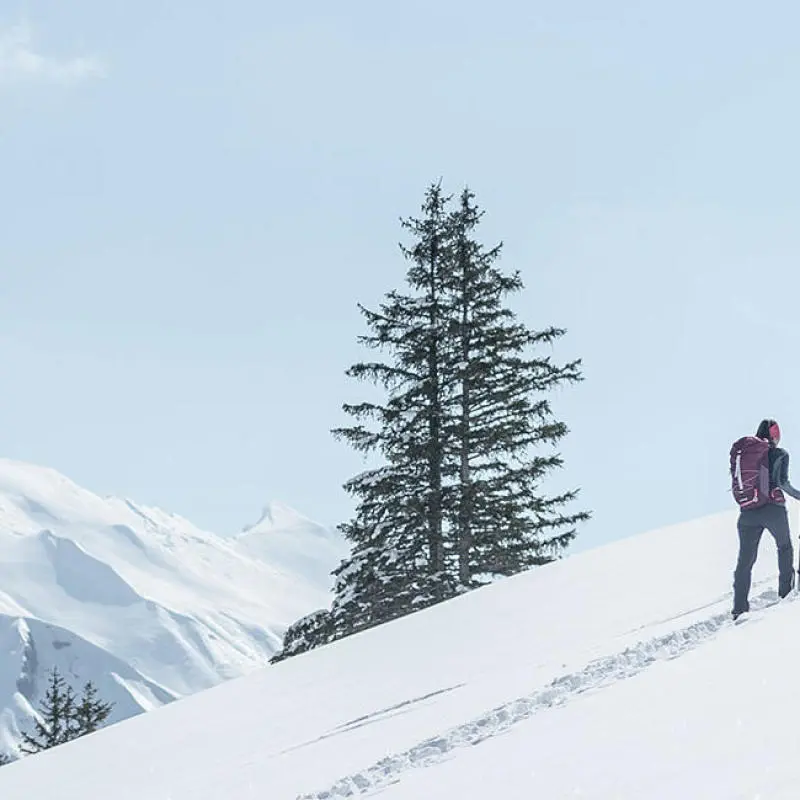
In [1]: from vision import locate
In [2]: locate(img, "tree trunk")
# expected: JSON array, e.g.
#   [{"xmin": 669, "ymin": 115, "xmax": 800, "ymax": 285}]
[
  {"xmin": 427, "ymin": 241, "xmax": 444, "ymax": 574},
  {"xmin": 457, "ymin": 256, "xmax": 472, "ymax": 586}
]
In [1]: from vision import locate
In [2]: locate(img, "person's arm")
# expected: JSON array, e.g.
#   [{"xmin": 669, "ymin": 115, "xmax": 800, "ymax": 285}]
[{"xmin": 775, "ymin": 450, "xmax": 800, "ymax": 500}]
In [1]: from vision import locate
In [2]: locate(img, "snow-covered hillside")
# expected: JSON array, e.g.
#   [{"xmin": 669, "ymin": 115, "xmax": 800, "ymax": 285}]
[
  {"xmin": 0, "ymin": 459, "xmax": 347, "ymax": 759},
  {"xmin": 2, "ymin": 505, "xmax": 798, "ymax": 798}
]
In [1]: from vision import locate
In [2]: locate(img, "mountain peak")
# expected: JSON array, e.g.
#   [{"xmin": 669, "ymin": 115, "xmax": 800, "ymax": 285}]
[{"xmin": 241, "ymin": 501, "xmax": 322, "ymax": 536}]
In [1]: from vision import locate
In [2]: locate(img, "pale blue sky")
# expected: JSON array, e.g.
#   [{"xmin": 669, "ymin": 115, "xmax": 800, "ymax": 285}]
[{"xmin": 2, "ymin": 2, "xmax": 800, "ymax": 552}]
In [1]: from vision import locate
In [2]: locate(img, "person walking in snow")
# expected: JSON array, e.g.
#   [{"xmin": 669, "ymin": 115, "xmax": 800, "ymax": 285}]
[{"xmin": 731, "ymin": 419, "xmax": 800, "ymax": 620}]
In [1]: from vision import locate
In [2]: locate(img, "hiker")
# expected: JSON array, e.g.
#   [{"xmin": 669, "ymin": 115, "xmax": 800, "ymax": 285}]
[{"xmin": 731, "ymin": 419, "xmax": 800, "ymax": 619}]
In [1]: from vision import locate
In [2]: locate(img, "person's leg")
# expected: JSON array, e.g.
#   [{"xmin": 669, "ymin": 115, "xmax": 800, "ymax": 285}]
[
  {"xmin": 733, "ymin": 515, "xmax": 763, "ymax": 616},
  {"xmin": 764, "ymin": 504, "xmax": 795, "ymax": 598}
]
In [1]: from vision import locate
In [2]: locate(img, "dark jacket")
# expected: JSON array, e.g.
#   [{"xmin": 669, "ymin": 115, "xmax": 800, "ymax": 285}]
[{"xmin": 768, "ymin": 446, "xmax": 800, "ymax": 501}]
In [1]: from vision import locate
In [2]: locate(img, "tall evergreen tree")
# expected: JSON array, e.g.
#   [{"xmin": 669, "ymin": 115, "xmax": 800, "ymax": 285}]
[
  {"xmin": 272, "ymin": 182, "xmax": 588, "ymax": 661},
  {"xmin": 20, "ymin": 668, "xmax": 76, "ymax": 755},
  {"xmin": 329, "ymin": 183, "xmax": 457, "ymax": 638},
  {"xmin": 444, "ymin": 189, "xmax": 588, "ymax": 585}
]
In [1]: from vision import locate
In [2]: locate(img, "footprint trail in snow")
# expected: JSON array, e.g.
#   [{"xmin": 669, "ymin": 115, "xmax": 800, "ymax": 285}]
[{"xmin": 298, "ymin": 586, "xmax": 791, "ymax": 799}]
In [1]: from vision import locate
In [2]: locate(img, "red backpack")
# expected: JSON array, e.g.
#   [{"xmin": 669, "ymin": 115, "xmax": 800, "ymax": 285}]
[{"xmin": 730, "ymin": 437, "xmax": 771, "ymax": 509}]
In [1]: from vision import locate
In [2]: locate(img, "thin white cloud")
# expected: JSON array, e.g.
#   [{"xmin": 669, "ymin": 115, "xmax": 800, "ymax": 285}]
[{"xmin": 0, "ymin": 22, "xmax": 104, "ymax": 86}]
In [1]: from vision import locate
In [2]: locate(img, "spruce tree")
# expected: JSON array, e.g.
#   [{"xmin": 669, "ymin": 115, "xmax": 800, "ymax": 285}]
[
  {"xmin": 71, "ymin": 681, "xmax": 113, "ymax": 737},
  {"xmin": 20, "ymin": 668, "xmax": 76, "ymax": 755},
  {"xmin": 272, "ymin": 182, "xmax": 587, "ymax": 661},
  {"xmin": 20, "ymin": 671, "xmax": 114, "ymax": 754},
  {"xmin": 444, "ymin": 189, "xmax": 588, "ymax": 585},
  {"xmin": 329, "ymin": 183, "xmax": 457, "ymax": 637}
]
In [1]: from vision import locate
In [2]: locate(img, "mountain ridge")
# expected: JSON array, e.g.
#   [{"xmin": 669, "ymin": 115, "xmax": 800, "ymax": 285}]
[{"xmin": 0, "ymin": 457, "xmax": 347, "ymax": 756}]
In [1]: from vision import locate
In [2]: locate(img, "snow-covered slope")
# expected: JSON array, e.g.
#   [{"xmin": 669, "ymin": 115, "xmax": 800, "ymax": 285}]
[
  {"xmin": 0, "ymin": 459, "xmax": 347, "ymax": 759},
  {"xmin": 3, "ymin": 506, "xmax": 798, "ymax": 798}
]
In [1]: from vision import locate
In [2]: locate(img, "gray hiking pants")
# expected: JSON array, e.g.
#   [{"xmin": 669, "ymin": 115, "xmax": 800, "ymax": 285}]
[{"xmin": 733, "ymin": 502, "xmax": 794, "ymax": 616}]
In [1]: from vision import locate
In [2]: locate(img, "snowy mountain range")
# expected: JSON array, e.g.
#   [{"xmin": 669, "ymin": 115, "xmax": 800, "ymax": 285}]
[
  {"xmin": 3, "ymin": 505, "xmax": 800, "ymax": 798},
  {"xmin": 0, "ymin": 459, "xmax": 347, "ymax": 758}
]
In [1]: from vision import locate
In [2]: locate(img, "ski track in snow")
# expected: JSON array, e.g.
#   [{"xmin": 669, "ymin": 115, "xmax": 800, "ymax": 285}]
[
  {"xmin": 281, "ymin": 686, "xmax": 466, "ymax": 757},
  {"xmin": 298, "ymin": 586, "xmax": 788, "ymax": 799}
]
